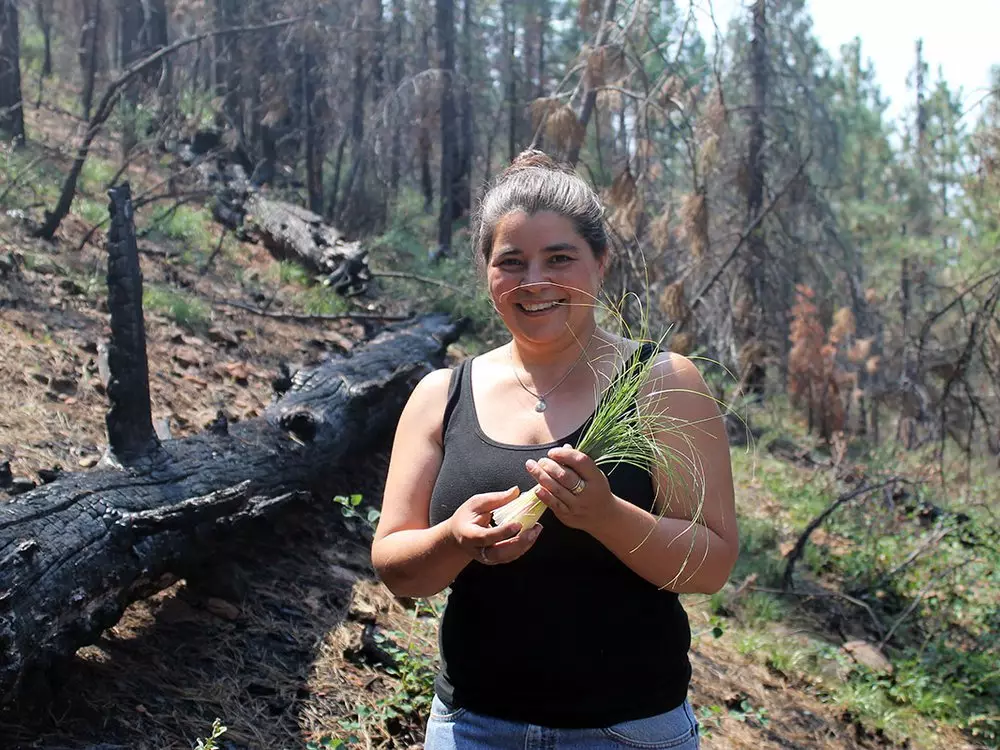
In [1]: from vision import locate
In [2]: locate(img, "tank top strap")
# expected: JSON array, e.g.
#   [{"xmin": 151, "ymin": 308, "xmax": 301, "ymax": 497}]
[{"xmin": 441, "ymin": 358, "xmax": 476, "ymax": 444}]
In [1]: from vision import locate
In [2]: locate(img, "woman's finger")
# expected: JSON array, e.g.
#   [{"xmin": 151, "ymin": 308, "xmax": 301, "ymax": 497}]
[
  {"xmin": 526, "ymin": 459, "xmax": 571, "ymax": 502},
  {"xmin": 486, "ymin": 524, "xmax": 543, "ymax": 563},
  {"xmin": 546, "ymin": 445, "xmax": 596, "ymax": 479},
  {"xmin": 535, "ymin": 484, "xmax": 569, "ymax": 516},
  {"xmin": 536, "ymin": 457, "xmax": 581, "ymax": 493}
]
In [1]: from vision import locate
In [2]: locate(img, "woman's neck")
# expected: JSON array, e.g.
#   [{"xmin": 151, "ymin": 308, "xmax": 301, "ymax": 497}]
[{"xmin": 509, "ymin": 321, "xmax": 603, "ymax": 371}]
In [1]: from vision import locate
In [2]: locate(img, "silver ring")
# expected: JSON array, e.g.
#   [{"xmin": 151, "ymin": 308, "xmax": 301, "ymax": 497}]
[
  {"xmin": 570, "ymin": 478, "xmax": 587, "ymax": 495},
  {"xmin": 478, "ymin": 547, "xmax": 490, "ymax": 564}
]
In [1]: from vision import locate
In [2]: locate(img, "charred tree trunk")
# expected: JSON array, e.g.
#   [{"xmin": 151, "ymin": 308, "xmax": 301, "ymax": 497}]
[
  {"xmin": 418, "ymin": 21, "xmax": 433, "ymax": 214},
  {"xmin": 535, "ymin": 0, "xmax": 548, "ymax": 150},
  {"xmin": 79, "ymin": 0, "xmax": 101, "ymax": 121},
  {"xmin": 388, "ymin": 0, "xmax": 405, "ymax": 198},
  {"xmin": 3, "ymin": 186, "xmax": 461, "ymax": 705},
  {"xmin": 0, "ymin": 0, "xmax": 25, "ymax": 144},
  {"xmin": 436, "ymin": 0, "xmax": 458, "ymax": 256},
  {"xmin": 118, "ymin": 0, "xmax": 144, "ymax": 157},
  {"xmin": 34, "ymin": 0, "xmax": 51, "ymax": 77},
  {"xmin": 302, "ymin": 47, "xmax": 324, "ymax": 216},
  {"xmin": 456, "ymin": 0, "xmax": 473, "ymax": 217},
  {"xmin": 146, "ymin": 0, "xmax": 169, "ymax": 93},
  {"xmin": 213, "ymin": 0, "xmax": 242, "ymax": 136},
  {"xmin": 105, "ymin": 184, "xmax": 161, "ymax": 463},
  {"xmin": 898, "ymin": 40, "xmax": 928, "ymax": 449},
  {"xmin": 565, "ymin": 0, "xmax": 617, "ymax": 166},
  {"xmin": 502, "ymin": 0, "xmax": 516, "ymax": 162},
  {"xmin": 0, "ymin": 317, "xmax": 458, "ymax": 705},
  {"xmin": 740, "ymin": 0, "xmax": 768, "ymax": 399}
]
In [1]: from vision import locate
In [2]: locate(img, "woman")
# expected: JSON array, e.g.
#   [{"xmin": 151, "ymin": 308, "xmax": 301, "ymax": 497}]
[{"xmin": 371, "ymin": 150, "xmax": 737, "ymax": 749}]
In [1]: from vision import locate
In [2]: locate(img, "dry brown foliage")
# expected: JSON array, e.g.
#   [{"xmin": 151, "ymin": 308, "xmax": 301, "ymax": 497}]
[
  {"xmin": 679, "ymin": 190, "xmax": 709, "ymax": 258},
  {"xmin": 659, "ymin": 279, "xmax": 689, "ymax": 321},
  {"xmin": 530, "ymin": 97, "xmax": 584, "ymax": 151},
  {"xmin": 788, "ymin": 285, "xmax": 847, "ymax": 441},
  {"xmin": 604, "ymin": 167, "xmax": 641, "ymax": 237},
  {"xmin": 670, "ymin": 331, "xmax": 694, "ymax": 355},
  {"xmin": 648, "ymin": 207, "xmax": 672, "ymax": 251}
]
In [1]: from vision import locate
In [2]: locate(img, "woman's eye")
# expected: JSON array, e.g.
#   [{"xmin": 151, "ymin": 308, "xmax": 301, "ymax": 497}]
[
  {"xmin": 499, "ymin": 258, "xmax": 523, "ymax": 268},
  {"xmin": 550, "ymin": 255, "xmax": 572, "ymax": 264}
]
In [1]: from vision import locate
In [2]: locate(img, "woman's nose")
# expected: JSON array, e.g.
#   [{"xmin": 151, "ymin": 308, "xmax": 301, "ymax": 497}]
[{"xmin": 524, "ymin": 259, "xmax": 548, "ymax": 285}]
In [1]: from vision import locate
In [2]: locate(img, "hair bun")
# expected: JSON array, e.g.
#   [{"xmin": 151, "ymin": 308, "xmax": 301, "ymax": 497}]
[{"xmin": 504, "ymin": 149, "xmax": 570, "ymax": 175}]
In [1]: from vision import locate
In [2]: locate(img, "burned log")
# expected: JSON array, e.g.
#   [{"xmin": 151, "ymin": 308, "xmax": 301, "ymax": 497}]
[
  {"xmin": 0, "ymin": 186, "xmax": 460, "ymax": 705},
  {"xmin": 215, "ymin": 187, "xmax": 370, "ymax": 295},
  {"xmin": 0, "ymin": 313, "xmax": 458, "ymax": 705}
]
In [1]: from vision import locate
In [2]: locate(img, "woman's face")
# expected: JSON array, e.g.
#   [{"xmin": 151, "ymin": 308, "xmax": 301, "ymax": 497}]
[{"xmin": 487, "ymin": 210, "xmax": 606, "ymax": 349}]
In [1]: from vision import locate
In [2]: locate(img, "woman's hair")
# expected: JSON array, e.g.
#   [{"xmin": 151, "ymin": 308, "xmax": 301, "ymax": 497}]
[{"xmin": 472, "ymin": 149, "xmax": 609, "ymax": 268}]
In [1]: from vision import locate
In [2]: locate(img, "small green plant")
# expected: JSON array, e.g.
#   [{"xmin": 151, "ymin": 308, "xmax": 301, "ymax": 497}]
[
  {"xmin": 144, "ymin": 285, "xmax": 210, "ymax": 331},
  {"xmin": 76, "ymin": 197, "xmax": 107, "ymax": 226},
  {"xmin": 696, "ymin": 703, "xmax": 725, "ymax": 737},
  {"xmin": 306, "ymin": 738, "xmax": 348, "ymax": 750},
  {"xmin": 333, "ymin": 494, "xmax": 381, "ymax": 531},
  {"xmin": 728, "ymin": 698, "xmax": 769, "ymax": 728},
  {"xmin": 193, "ymin": 718, "xmax": 227, "ymax": 750}
]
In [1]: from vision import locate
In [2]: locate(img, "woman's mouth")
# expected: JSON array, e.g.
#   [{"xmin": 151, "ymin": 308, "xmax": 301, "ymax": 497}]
[{"xmin": 515, "ymin": 299, "xmax": 566, "ymax": 315}]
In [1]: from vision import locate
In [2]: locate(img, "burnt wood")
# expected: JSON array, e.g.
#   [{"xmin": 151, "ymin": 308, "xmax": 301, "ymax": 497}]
[{"xmin": 0, "ymin": 313, "xmax": 459, "ymax": 705}]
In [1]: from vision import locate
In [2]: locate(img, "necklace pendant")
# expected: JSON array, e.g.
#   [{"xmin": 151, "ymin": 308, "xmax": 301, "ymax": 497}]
[{"xmin": 535, "ymin": 399, "xmax": 547, "ymax": 413}]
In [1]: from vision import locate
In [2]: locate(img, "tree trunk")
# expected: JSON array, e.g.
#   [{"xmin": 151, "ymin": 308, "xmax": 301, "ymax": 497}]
[
  {"xmin": 565, "ymin": 0, "xmax": 618, "ymax": 166},
  {"xmin": 740, "ymin": 0, "xmax": 768, "ymax": 398},
  {"xmin": 213, "ymin": 0, "xmax": 242, "ymax": 135},
  {"xmin": 34, "ymin": 0, "xmax": 51, "ymax": 77},
  {"xmin": 302, "ymin": 48, "xmax": 324, "ymax": 216},
  {"xmin": 78, "ymin": 0, "xmax": 101, "ymax": 121},
  {"xmin": 436, "ymin": 0, "xmax": 458, "ymax": 255},
  {"xmin": 387, "ymin": 0, "xmax": 404, "ymax": 196},
  {"xmin": 456, "ymin": 0, "xmax": 474, "ymax": 217},
  {"xmin": 535, "ymin": 0, "xmax": 548, "ymax": 150},
  {"xmin": 0, "ymin": 0, "xmax": 25, "ymax": 144},
  {"xmin": 118, "ymin": 0, "xmax": 144, "ymax": 157},
  {"xmin": 0, "ymin": 293, "xmax": 458, "ymax": 706},
  {"xmin": 418, "ymin": 23, "xmax": 433, "ymax": 214},
  {"xmin": 502, "ymin": 0, "xmax": 516, "ymax": 162},
  {"xmin": 388, "ymin": 0, "xmax": 404, "ymax": 197},
  {"xmin": 146, "ymin": 0, "xmax": 169, "ymax": 92}
]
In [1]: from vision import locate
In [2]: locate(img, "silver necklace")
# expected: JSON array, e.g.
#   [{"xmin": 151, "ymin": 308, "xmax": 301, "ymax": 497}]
[{"xmin": 510, "ymin": 335, "xmax": 594, "ymax": 413}]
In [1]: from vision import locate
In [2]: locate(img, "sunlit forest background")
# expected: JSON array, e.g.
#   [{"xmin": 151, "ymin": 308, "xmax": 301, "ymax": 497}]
[{"xmin": 0, "ymin": 0, "xmax": 998, "ymax": 748}]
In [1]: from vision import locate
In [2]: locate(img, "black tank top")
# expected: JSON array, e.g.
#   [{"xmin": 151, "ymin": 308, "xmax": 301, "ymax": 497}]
[{"xmin": 428, "ymin": 348, "xmax": 692, "ymax": 728}]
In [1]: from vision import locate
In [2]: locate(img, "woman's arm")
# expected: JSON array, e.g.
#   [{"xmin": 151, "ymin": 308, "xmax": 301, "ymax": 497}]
[
  {"xmin": 371, "ymin": 369, "xmax": 538, "ymax": 598},
  {"xmin": 527, "ymin": 353, "xmax": 738, "ymax": 594}
]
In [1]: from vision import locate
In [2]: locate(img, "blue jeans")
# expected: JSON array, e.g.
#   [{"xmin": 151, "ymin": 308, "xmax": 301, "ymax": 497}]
[{"xmin": 424, "ymin": 695, "xmax": 700, "ymax": 749}]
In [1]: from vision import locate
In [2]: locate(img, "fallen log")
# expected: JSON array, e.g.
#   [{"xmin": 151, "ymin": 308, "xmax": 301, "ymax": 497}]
[
  {"xmin": 215, "ymin": 185, "xmax": 370, "ymax": 295},
  {"xmin": 0, "ymin": 185, "xmax": 460, "ymax": 705}
]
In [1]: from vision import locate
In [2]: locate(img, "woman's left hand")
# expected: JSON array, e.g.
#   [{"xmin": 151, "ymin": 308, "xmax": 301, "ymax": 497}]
[{"xmin": 525, "ymin": 444, "xmax": 615, "ymax": 534}]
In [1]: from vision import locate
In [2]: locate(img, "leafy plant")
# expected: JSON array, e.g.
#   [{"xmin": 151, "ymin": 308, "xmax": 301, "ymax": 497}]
[{"xmin": 193, "ymin": 719, "xmax": 227, "ymax": 750}]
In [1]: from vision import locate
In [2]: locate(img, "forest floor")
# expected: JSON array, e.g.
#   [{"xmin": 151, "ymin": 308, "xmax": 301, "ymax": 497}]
[{"xmin": 0, "ymin": 101, "xmax": 993, "ymax": 750}]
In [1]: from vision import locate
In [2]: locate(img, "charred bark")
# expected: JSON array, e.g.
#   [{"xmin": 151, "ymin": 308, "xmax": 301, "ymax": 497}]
[
  {"xmin": 105, "ymin": 184, "xmax": 161, "ymax": 464},
  {"xmin": 0, "ymin": 310, "xmax": 460, "ymax": 705},
  {"xmin": 217, "ymin": 191, "xmax": 371, "ymax": 296},
  {"xmin": 0, "ymin": 0, "xmax": 25, "ymax": 143},
  {"xmin": 78, "ymin": 0, "xmax": 101, "ymax": 121}
]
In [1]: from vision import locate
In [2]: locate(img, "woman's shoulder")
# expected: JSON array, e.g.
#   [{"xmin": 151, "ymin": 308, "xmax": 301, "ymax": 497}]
[{"xmin": 645, "ymin": 349, "xmax": 719, "ymax": 418}]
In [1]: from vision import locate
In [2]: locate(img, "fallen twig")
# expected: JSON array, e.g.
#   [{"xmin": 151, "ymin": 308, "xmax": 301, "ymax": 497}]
[
  {"xmin": 783, "ymin": 478, "xmax": 899, "ymax": 591},
  {"xmin": 370, "ymin": 270, "xmax": 474, "ymax": 297},
  {"xmin": 748, "ymin": 584, "xmax": 886, "ymax": 637},
  {"xmin": 218, "ymin": 299, "xmax": 412, "ymax": 322}
]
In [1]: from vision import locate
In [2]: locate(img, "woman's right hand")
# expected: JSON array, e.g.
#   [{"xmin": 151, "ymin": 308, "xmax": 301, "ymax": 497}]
[{"xmin": 448, "ymin": 486, "xmax": 543, "ymax": 566}]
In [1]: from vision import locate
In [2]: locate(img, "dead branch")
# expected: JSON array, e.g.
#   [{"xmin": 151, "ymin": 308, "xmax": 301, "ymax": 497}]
[
  {"xmin": 218, "ymin": 299, "xmax": 412, "ymax": 322},
  {"xmin": 783, "ymin": 478, "xmax": 899, "ymax": 591}
]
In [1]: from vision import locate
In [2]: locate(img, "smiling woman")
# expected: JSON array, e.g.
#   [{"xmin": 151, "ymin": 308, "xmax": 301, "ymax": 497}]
[{"xmin": 371, "ymin": 149, "xmax": 737, "ymax": 749}]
